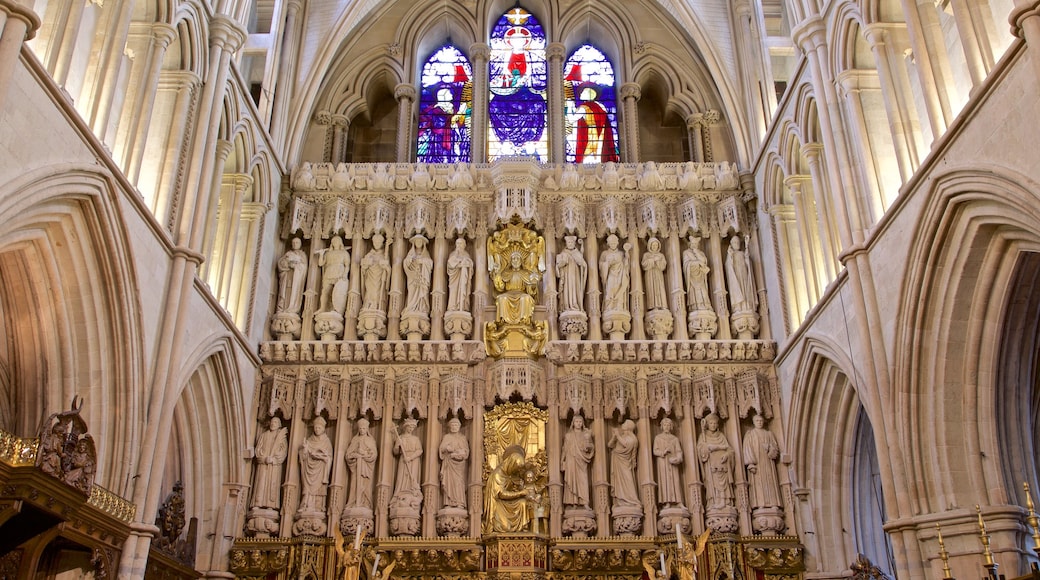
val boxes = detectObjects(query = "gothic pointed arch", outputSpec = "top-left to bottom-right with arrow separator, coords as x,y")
416,44 -> 473,163
563,44 -> 619,164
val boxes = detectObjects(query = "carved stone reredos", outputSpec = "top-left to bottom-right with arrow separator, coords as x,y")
492,157 -> 541,226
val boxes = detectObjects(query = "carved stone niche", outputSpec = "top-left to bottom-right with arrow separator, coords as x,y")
492,158 -> 541,225
486,358 -> 545,405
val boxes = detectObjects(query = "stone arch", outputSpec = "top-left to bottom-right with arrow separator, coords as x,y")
0,167 -> 143,490
400,3 -> 479,83
896,169 -> 1040,514
156,339 -> 249,571
788,339 -> 888,576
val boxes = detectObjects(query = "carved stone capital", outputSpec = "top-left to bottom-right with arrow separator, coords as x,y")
395,83 -> 417,102
620,82 -> 642,101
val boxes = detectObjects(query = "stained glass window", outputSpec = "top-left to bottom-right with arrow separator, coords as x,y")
564,44 -> 619,163
488,7 -> 548,161
417,45 -> 473,163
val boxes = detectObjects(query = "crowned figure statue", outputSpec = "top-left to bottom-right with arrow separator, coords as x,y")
485,220 -> 549,357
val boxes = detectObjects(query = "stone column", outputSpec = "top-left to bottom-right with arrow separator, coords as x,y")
472,225 -> 489,342
46,0 -> 84,88
470,43 -> 490,162
269,0 -> 304,145
1012,1 -> 1040,81
430,229 -> 449,341
836,72 -> 885,223
768,205 -> 803,327
423,380 -> 441,536
345,233 -> 365,340
707,233 -> 732,340
686,114 -> 704,162
584,233 -> 602,340
591,382 -> 609,536
151,72 -> 201,223
331,115 -> 350,163
620,82 -> 641,163
543,228 -> 559,340
947,0 -> 989,88
700,110 -> 720,163
122,23 -> 176,183
198,139 -> 235,281
395,83 -> 417,163
330,377 -> 354,523
636,377 -> 657,535
376,377 -> 396,536
665,228 -> 689,340
801,144 -> 839,280
547,42 -> 566,163
679,381 -> 704,534
628,231 -> 646,340
388,227 -> 407,340
546,375 -> 563,536
85,0 -> 137,144
468,388 -> 485,536
862,25 -> 918,184
785,176 -> 822,308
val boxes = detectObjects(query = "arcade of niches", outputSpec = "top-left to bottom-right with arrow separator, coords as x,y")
231,158 -> 803,580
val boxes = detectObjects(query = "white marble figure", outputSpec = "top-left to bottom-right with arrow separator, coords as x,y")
678,161 -> 701,190
316,236 -> 351,314
561,415 -> 594,508
251,416 -> 288,510
438,418 -> 469,508
403,235 -> 433,317
725,236 -> 757,314
561,163 -> 582,190
332,162 -> 354,190
683,236 -> 712,311
294,162 -> 316,191
743,414 -> 782,509
360,233 -> 392,312
298,416 -> 333,513
391,419 -> 423,503
556,235 -> 587,313
448,162 -> 474,189
446,238 -> 474,312
653,418 -> 684,508
345,419 -> 378,510
697,413 -> 735,509
638,161 -> 664,190
412,162 -> 432,190
717,161 -> 740,190
600,234 -> 631,315
642,237 -> 668,311
275,238 -> 308,315
608,420 -> 640,508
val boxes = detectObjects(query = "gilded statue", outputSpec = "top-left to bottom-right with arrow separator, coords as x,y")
485,221 -> 548,357
483,445 -> 545,533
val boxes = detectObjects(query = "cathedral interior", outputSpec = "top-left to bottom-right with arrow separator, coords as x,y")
0,0 -> 1039,579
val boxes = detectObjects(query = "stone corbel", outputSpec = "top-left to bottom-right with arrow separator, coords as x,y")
405,197 -> 438,239
445,197 -> 474,239
716,195 -> 748,236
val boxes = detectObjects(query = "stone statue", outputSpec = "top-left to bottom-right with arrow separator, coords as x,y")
608,420 -> 640,508
439,418 -> 469,508
332,162 -> 354,190
638,161 -> 663,190
653,418 -> 684,508
345,419 -> 378,509
448,162 -> 474,189
642,237 -> 668,310
276,238 -> 308,315
717,161 -> 740,190
556,235 -> 587,313
696,413 -> 734,510
562,415 -> 594,508
391,419 -> 423,503
743,414 -> 782,510
316,236 -> 351,314
561,163 -> 582,189
725,236 -> 757,314
403,235 -> 433,316
412,162 -> 431,190
483,445 -> 531,533
294,162 -> 316,191
678,161 -> 701,190
371,163 -> 393,190
361,234 -> 392,312
683,236 -> 712,311
297,416 -> 334,532
446,238 -> 473,312
601,162 -> 620,190
251,416 -> 288,510
600,234 -> 632,339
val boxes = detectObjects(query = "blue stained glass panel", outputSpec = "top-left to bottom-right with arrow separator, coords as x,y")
564,44 -> 620,163
417,45 -> 473,163
488,7 -> 548,161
